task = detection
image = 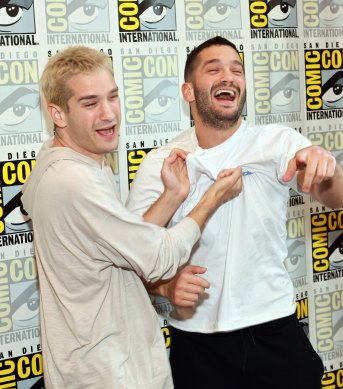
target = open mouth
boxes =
[214,89,236,101]
[96,125,115,136]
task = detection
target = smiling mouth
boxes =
[214,89,236,101]
[96,125,116,136]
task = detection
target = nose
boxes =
[221,67,234,83]
[100,100,116,122]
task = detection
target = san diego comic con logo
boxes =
[249,0,298,38]
[0,0,35,34]
[118,0,177,42]
[303,0,343,28]
[0,353,43,388]
[285,215,306,281]
[305,48,343,120]
[308,125,343,169]
[252,48,301,124]
[0,158,34,247]
[122,53,181,136]
[184,0,242,31]
[126,146,155,188]
[0,0,37,47]
[322,370,343,389]
[314,289,343,354]
[45,0,109,33]
[0,57,42,136]
[311,210,343,276]
[0,256,40,335]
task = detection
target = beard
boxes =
[193,84,246,130]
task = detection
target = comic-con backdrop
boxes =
[0,1,343,388]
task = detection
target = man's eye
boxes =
[0,6,24,26]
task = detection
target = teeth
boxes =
[215,89,235,97]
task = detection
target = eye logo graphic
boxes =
[250,0,297,29]
[122,54,180,129]
[0,159,35,239]
[46,0,109,33]
[185,0,242,30]
[305,49,343,118]
[0,58,41,135]
[0,86,41,135]
[269,72,300,113]
[328,232,343,270]
[285,238,306,278]
[11,280,40,331]
[253,50,300,115]
[0,0,35,34]
[303,0,343,28]
[118,0,176,32]
[322,70,343,110]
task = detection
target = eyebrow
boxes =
[202,58,244,69]
[77,87,119,103]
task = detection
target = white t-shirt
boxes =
[127,121,311,333]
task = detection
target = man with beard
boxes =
[126,37,343,389]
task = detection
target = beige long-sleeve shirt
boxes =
[21,141,200,389]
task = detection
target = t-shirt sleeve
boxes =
[126,149,170,215]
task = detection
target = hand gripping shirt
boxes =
[21,140,200,389]
[126,121,311,333]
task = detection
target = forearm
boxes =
[145,279,169,297]
[187,190,219,231]
[309,164,343,208]
[143,189,184,226]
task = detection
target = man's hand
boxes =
[282,146,336,193]
[143,149,190,226]
[158,265,210,307]
[187,166,242,230]
[161,149,190,203]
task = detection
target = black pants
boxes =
[169,314,324,389]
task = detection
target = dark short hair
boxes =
[184,36,240,81]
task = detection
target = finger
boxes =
[171,148,188,161]
[164,152,178,165]
[181,283,208,294]
[184,265,207,274]
[326,155,337,178]
[301,150,325,191]
[217,169,234,179]
[174,298,198,308]
[282,157,298,182]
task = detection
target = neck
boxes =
[53,132,67,148]
[195,117,242,148]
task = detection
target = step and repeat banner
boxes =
[0,1,342,388]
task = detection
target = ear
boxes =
[182,82,195,103]
[47,104,67,129]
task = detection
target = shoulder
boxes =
[142,127,197,167]
[246,123,310,146]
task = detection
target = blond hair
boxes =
[40,46,113,112]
